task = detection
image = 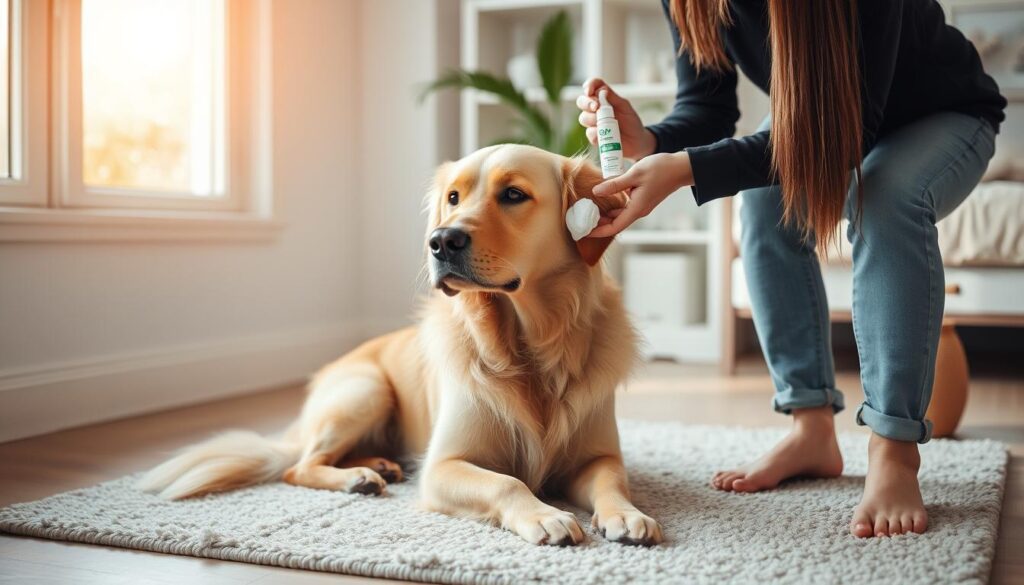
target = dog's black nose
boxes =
[429,228,470,260]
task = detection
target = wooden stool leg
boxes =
[926,323,969,438]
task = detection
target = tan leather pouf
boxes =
[926,323,969,438]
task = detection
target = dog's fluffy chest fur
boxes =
[417,269,638,491]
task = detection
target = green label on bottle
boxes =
[599,143,622,153]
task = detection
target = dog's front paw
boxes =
[508,505,586,546]
[593,508,663,546]
[345,467,387,495]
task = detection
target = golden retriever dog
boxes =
[139,144,663,546]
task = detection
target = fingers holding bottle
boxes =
[576,78,657,159]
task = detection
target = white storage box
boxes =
[624,252,704,329]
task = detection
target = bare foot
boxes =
[711,406,844,492]
[850,434,928,537]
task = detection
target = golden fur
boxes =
[139,145,663,546]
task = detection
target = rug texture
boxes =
[0,422,1008,585]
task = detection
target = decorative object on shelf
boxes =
[506,53,542,91]
[634,53,661,84]
[420,11,589,156]
[946,0,1024,98]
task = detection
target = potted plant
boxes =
[420,11,590,157]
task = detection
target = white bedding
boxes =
[937,181,1024,266]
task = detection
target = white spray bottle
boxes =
[596,89,624,178]
[565,88,628,241]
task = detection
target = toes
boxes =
[874,516,890,538]
[600,513,628,541]
[342,457,404,483]
[519,508,584,546]
[625,514,648,542]
[648,519,664,544]
[719,472,743,492]
[732,475,766,493]
[899,514,914,536]
[540,518,572,546]
[911,512,929,534]
[516,519,549,545]
[889,517,904,536]
[712,471,742,491]
[598,510,663,546]
[636,514,664,546]
[373,459,404,483]
[711,471,730,488]
[850,509,874,538]
[540,512,584,546]
[567,515,586,544]
[347,469,385,495]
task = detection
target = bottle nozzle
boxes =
[596,89,614,120]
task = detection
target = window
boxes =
[0,0,10,180]
[0,0,276,241]
[80,0,226,201]
[0,0,45,207]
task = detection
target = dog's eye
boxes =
[499,187,529,205]
[447,191,459,206]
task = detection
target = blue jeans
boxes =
[739,112,996,443]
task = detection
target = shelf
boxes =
[616,230,710,245]
[471,85,578,105]
[616,83,676,100]
[470,82,675,106]
[472,0,583,15]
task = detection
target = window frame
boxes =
[0,0,278,242]
[0,0,48,207]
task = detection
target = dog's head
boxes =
[425,145,627,297]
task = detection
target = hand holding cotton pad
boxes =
[566,198,601,241]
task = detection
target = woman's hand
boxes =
[576,78,657,160]
[588,152,694,239]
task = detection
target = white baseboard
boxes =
[0,322,367,442]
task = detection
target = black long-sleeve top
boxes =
[647,0,1007,204]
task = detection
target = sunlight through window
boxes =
[0,0,10,180]
[81,0,225,196]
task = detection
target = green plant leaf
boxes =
[509,116,555,150]
[559,120,591,157]
[419,70,553,149]
[536,11,573,105]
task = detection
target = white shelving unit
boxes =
[461,0,727,363]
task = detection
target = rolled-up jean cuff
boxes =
[855,403,933,444]
[772,387,845,415]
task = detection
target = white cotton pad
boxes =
[565,198,601,241]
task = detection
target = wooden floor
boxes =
[1,356,1022,584]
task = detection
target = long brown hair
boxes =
[670,0,863,250]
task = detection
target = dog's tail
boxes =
[136,431,301,500]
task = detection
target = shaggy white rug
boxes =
[0,422,1008,585]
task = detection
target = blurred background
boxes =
[0,0,1022,444]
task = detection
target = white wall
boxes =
[0,0,371,440]
[355,0,460,335]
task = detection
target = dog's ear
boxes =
[562,158,628,266]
